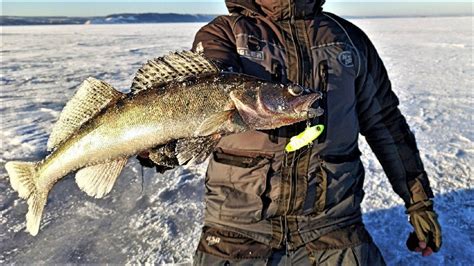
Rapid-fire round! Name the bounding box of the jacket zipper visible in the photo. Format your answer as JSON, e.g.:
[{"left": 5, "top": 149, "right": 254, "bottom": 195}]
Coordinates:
[
  {"left": 285, "top": 2, "right": 302, "bottom": 202},
  {"left": 285, "top": 4, "right": 307, "bottom": 249},
  {"left": 289, "top": 15, "right": 303, "bottom": 84},
  {"left": 318, "top": 60, "right": 329, "bottom": 143},
  {"left": 287, "top": 151, "right": 298, "bottom": 214}
]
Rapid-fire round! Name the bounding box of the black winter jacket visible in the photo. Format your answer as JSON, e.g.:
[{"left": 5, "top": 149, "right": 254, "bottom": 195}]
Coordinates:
[{"left": 192, "top": 0, "right": 434, "bottom": 250}]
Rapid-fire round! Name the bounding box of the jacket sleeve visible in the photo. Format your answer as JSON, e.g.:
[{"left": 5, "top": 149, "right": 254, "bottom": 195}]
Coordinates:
[
  {"left": 355, "top": 35, "right": 434, "bottom": 208},
  {"left": 192, "top": 16, "right": 242, "bottom": 71}
]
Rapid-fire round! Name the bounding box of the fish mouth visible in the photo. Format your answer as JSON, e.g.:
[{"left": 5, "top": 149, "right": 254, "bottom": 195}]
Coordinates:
[
  {"left": 307, "top": 107, "right": 325, "bottom": 119},
  {"left": 294, "top": 91, "right": 323, "bottom": 117}
]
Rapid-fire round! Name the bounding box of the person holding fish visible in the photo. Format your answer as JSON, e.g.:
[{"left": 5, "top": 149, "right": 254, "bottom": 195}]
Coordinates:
[
  {"left": 4, "top": 0, "right": 442, "bottom": 265},
  {"left": 179, "top": 0, "right": 442, "bottom": 265}
]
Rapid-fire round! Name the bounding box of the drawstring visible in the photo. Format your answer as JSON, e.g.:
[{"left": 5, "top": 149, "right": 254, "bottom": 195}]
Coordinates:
[{"left": 284, "top": 216, "right": 290, "bottom": 257}]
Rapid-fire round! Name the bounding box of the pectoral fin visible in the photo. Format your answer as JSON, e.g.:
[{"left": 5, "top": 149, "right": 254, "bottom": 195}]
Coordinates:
[
  {"left": 195, "top": 111, "right": 234, "bottom": 136},
  {"left": 196, "top": 110, "right": 249, "bottom": 137},
  {"left": 75, "top": 158, "right": 127, "bottom": 198},
  {"left": 146, "top": 135, "right": 221, "bottom": 169},
  {"left": 176, "top": 135, "right": 221, "bottom": 165}
]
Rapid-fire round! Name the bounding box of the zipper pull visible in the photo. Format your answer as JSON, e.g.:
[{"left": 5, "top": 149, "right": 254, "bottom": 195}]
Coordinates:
[{"left": 290, "top": 15, "right": 295, "bottom": 25}]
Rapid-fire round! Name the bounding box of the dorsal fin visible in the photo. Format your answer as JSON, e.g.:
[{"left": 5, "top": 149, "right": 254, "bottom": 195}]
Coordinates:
[
  {"left": 47, "top": 78, "right": 124, "bottom": 151},
  {"left": 130, "top": 51, "right": 219, "bottom": 94}
]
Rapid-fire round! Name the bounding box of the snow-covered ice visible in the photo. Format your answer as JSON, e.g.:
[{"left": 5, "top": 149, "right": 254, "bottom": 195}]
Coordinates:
[{"left": 0, "top": 17, "right": 473, "bottom": 265}]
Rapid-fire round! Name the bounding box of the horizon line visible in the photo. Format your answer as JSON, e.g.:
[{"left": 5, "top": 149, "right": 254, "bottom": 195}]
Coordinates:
[
  {"left": 1, "top": 12, "right": 473, "bottom": 18},
  {"left": 2, "top": 2, "right": 472, "bottom": 17}
]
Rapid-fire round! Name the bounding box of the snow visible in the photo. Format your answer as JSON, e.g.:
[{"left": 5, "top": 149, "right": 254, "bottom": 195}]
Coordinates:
[{"left": 0, "top": 17, "right": 473, "bottom": 265}]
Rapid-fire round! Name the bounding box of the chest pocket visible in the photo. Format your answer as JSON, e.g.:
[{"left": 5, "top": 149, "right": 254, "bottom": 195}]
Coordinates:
[
  {"left": 235, "top": 33, "right": 286, "bottom": 82},
  {"left": 311, "top": 42, "right": 360, "bottom": 154},
  {"left": 205, "top": 149, "right": 273, "bottom": 224}
]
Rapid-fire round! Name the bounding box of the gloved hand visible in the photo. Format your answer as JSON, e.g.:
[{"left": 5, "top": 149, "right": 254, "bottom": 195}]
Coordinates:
[
  {"left": 136, "top": 144, "right": 177, "bottom": 173},
  {"left": 406, "top": 199, "right": 442, "bottom": 256},
  {"left": 136, "top": 151, "right": 157, "bottom": 168}
]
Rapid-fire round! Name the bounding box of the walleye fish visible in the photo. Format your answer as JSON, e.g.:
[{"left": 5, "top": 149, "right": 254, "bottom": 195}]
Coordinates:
[{"left": 5, "top": 51, "right": 322, "bottom": 236}]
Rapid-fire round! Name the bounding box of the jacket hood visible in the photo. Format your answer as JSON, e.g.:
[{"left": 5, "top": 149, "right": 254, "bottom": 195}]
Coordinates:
[{"left": 225, "top": 0, "right": 325, "bottom": 21}]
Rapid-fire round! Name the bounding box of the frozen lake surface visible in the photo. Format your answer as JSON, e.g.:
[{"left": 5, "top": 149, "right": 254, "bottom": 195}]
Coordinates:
[{"left": 1, "top": 17, "right": 473, "bottom": 265}]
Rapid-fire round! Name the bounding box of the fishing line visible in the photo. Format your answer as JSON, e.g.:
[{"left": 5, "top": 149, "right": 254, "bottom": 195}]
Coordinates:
[{"left": 140, "top": 165, "right": 145, "bottom": 194}]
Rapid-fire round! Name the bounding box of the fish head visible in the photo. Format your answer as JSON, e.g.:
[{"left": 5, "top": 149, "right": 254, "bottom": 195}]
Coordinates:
[{"left": 230, "top": 82, "right": 323, "bottom": 129}]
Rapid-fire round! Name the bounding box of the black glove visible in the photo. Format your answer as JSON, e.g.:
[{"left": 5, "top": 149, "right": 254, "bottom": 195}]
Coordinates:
[
  {"left": 136, "top": 142, "right": 178, "bottom": 173},
  {"left": 136, "top": 152, "right": 157, "bottom": 168},
  {"left": 406, "top": 199, "right": 442, "bottom": 255}
]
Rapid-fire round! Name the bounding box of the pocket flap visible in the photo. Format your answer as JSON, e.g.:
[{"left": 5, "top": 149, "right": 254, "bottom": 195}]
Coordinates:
[{"left": 214, "top": 152, "right": 266, "bottom": 168}]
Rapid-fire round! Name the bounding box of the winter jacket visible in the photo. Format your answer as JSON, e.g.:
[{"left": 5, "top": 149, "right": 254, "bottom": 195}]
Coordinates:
[{"left": 192, "top": 0, "right": 434, "bottom": 250}]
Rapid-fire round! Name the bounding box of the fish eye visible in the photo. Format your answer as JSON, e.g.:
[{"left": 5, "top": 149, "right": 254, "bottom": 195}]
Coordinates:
[{"left": 288, "top": 85, "right": 304, "bottom": 96}]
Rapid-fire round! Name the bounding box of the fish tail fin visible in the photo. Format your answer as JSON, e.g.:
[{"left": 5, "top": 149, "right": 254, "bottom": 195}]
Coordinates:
[
  {"left": 5, "top": 161, "right": 47, "bottom": 236},
  {"left": 5, "top": 161, "right": 38, "bottom": 199},
  {"left": 26, "top": 191, "right": 48, "bottom": 236}
]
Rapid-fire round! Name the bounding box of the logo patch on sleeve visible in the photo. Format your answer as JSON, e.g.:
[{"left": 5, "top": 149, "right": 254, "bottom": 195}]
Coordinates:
[
  {"left": 337, "top": 51, "right": 354, "bottom": 68},
  {"left": 237, "top": 48, "right": 264, "bottom": 61}
]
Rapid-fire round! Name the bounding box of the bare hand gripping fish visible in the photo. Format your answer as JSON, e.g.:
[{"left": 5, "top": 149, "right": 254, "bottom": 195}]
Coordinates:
[{"left": 5, "top": 51, "right": 322, "bottom": 236}]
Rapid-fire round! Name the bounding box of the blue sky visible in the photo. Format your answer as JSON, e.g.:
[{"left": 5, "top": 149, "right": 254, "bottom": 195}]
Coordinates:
[{"left": 1, "top": 1, "right": 472, "bottom": 17}]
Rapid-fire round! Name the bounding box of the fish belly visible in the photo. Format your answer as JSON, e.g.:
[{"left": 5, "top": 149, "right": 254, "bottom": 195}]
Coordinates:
[{"left": 37, "top": 112, "right": 196, "bottom": 189}]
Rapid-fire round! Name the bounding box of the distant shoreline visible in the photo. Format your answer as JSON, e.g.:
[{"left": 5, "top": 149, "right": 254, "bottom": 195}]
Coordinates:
[
  {"left": 1, "top": 13, "right": 472, "bottom": 26},
  {"left": 0, "top": 13, "right": 217, "bottom": 26}
]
